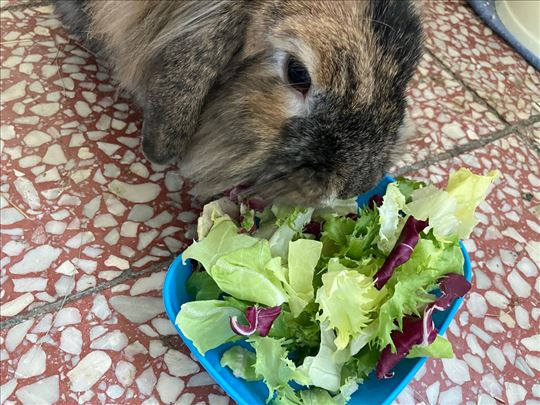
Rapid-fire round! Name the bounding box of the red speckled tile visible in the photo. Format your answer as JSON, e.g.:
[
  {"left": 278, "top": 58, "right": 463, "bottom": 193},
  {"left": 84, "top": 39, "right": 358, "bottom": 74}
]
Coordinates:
[
  {"left": 421, "top": 1, "right": 540, "bottom": 123},
  {"left": 395, "top": 52, "right": 506, "bottom": 168},
  {"left": 1, "top": 6, "right": 201, "bottom": 315},
  {"left": 394, "top": 135, "right": 540, "bottom": 405},
  {"left": 0, "top": 272, "right": 230, "bottom": 404}
]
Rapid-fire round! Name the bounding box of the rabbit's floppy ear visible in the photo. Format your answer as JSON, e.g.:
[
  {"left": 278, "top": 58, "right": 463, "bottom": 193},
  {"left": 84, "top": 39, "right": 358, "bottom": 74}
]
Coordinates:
[{"left": 140, "top": 1, "right": 248, "bottom": 164}]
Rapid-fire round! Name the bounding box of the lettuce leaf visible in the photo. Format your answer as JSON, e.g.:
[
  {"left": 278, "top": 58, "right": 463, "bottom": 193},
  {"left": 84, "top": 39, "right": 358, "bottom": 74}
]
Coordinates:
[
  {"left": 220, "top": 346, "right": 259, "bottom": 381},
  {"left": 269, "top": 207, "right": 314, "bottom": 261},
  {"left": 211, "top": 240, "right": 287, "bottom": 307},
  {"left": 186, "top": 271, "right": 221, "bottom": 300},
  {"left": 407, "top": 335, "right": 453, "bottom": 359},
  {"left": 285, "top": 239, "right": 323, "bottom": 317},
  {"left": 250, "top": 336, "right": 299, "bottom": 402},
  {"left": 183, "top": 218, "right": 257, "bottom": 271},
  {"left": 299, "top": 324, "right": 344, "bottom": 391},
  {"left": 197, "top": 197, "right": 239, "bottom": 240},
  {"left": 377, "top": 183, "right": 406, "bottom": 254},
  {"left": 316, "top": 270, "right": 381, "bottom": 350},
  {"left": 405, "top": 169, "right": 498, "bottom": 240},
  {"left": 176, "top": 300, "right": 242, "bottom": 354},
  {"left": 445, "top": 168, "right": 499, "bottom": 238},
  {"left": 404, "top": 185, "right": 458, "bottom": 240}
]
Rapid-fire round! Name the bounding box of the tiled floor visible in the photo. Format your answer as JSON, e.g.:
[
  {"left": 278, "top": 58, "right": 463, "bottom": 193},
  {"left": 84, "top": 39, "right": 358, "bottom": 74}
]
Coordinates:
[{"left": 0, "top": 2, "right": 538, "bottom": 405}]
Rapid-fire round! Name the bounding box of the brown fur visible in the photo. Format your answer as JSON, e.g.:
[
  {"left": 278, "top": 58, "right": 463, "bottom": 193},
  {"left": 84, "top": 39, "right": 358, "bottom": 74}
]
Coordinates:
[{"left": 55, "top": 0, "right": 424, "bottom": 204}]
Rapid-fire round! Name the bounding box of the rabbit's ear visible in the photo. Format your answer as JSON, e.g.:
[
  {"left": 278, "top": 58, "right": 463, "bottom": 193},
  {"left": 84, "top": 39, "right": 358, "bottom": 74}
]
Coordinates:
[{"left": 141, "top": 2, "right": 247, "bottom": 164}]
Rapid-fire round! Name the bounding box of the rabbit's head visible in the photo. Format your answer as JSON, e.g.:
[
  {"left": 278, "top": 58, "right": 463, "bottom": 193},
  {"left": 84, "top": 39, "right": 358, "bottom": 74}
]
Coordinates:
[{"left": 170, "top": 0, "right": 423, "bottom": 204}]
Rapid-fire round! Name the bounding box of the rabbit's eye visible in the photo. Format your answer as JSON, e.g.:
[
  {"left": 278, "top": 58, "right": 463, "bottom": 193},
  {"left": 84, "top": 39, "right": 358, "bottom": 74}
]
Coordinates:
[{"left": 286, "top": 57, "right": 311, "bottom": 95}]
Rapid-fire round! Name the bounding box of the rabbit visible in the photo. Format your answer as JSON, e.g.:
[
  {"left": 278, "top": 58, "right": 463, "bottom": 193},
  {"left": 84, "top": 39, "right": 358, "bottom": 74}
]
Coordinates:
[{"left": 53, "top": 0, "right": 423, "bottom": 205}]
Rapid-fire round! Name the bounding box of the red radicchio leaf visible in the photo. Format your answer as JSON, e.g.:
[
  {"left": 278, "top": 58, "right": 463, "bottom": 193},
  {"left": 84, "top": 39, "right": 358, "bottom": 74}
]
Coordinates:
[
  {"left": 346, "top": 213, "right": 358, "bottom": 220},
  {"left": 247, "top": 198, "right": 267, "bottom": 212},
  {"left": 230, "top": 306, "right": 281, "bottom": 337},
  {"left": 368, "top": 195, "right": 384, "bottom": 209},
  {"left": 376, "top": 316, "right": 437, "bottom": 379},
  {"left": 374, "top": 216, "right": 429, "bottom": 290},
  {"left": 303, "top": 221, "right": 322, "bottom": 238},
  {"left": 376, "top": 273, "right": 471, "bottom": 378}
]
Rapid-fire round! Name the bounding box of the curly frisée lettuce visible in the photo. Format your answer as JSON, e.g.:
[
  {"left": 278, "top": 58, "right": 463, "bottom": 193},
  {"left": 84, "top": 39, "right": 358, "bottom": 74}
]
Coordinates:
[{"left": 175, "top": 168, "right": 497, "bottom": 404}]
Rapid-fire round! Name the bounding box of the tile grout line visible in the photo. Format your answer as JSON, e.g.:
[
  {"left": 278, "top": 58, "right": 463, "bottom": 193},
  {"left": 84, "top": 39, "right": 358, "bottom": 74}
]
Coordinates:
[
  {"left": 397, "top": 114, "right": 540, "bottom": 176},
  {"left": 428, "top": 46, "right": 539, "bottom": 150},
  {"left": 0, "top": 259, "right": 172, "bottom": 330},
  {"left": 425, "top": 48, "right": 512, "bottom": 126},
  {"left": 515, "top": 126, "right": 540, "bottom": 155}
]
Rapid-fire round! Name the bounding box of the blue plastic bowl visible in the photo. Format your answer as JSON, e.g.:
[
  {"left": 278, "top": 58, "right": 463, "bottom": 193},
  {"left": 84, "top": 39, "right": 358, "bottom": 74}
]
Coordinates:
[{"left": 163, "top": 176, "right": 473, "bottom": 405}]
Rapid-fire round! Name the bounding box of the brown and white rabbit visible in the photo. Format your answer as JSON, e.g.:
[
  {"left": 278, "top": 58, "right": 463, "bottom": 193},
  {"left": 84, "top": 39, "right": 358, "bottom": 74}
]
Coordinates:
[{"left": 54, "top": 0, "right": 423, "bottom": 205}]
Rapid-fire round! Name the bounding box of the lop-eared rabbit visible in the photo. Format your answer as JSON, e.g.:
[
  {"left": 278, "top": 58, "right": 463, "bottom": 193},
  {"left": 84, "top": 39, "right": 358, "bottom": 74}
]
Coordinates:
[{"left": 54, "top": 0, "right": 423, "bottom": 204}]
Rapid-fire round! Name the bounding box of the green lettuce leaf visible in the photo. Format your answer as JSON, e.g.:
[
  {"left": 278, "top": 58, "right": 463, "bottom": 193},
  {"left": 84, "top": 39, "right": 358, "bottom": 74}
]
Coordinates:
[
  {"left": 220, "top": 346, "right": 259, "bottom": 381},
  {"left": 312, "top": 197, "right": 358, "bottom": 218},
  {"left": 377, "top": 183, "right": 406, "bottom": 254},
  {"left": 250, "top": 336, "right": 298, "bottom": 402},
  {"left": 374, "top": 274, "right": 435, "bottom": 350},
  {"left": 211, "top": 240, "right": 287, "bottom": 307},
  {"left": 322, "top": 216, "right": 355, "bottom": 247},
  {"left": 396, "top": 177, "right": 425, "bottom": 203},
  {"left": 445, "top": 168, "right": 499, "bottom": 238},
  {"left": 405, "top": 169, "right": 498, "bottom": 240},
  {"left": 373, "top": 237, "right": 464, "bottom": 350},
  {"left": 269, "top": 207, "right": 314, "bottom": 261},
  {"left": 197, "top": 197, "right": 239, "bottom": 240},
  {"left": 316, "top": 270, "right": 381, "bottom": 350},
  {"left": 404, "top": 185, "right": 459, "bottom": 241},
  {"left": 407, "top": 335, "right": 454, "bottom": 359},
  {"left": 299, "top": 324, "right": 344, "bottom": 392},
  {"left": 299, "top": 389, "right": 341, "bottom": 405},
  {"left": 183, "top": 218, "right": 257, "bottom": 271},
  {"left": 283, "top": 239, "right": 323, "bottom": 317},
  {"left": 186, "top": 271, "right": 221, "bottom": 300},
  {"left": 176, "top": 300, "right": 242, "bottom": 354}
]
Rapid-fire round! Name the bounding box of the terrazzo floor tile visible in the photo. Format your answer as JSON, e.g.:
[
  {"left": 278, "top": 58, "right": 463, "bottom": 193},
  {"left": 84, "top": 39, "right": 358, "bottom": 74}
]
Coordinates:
[
  {"left": 421, "top": 1, "right": 540, "bottom": 123},
  {"left": 395, "top": 52, "right": 506, "bottom": 168},
  {"left": 0, "top": 270, "right": 230, "bottom": 405},
  {"left": 1, "top": 6, "right": 201, "bottom": 314},
  {"left": 393, "top": 134, "right": 540, "bottom": 405}
]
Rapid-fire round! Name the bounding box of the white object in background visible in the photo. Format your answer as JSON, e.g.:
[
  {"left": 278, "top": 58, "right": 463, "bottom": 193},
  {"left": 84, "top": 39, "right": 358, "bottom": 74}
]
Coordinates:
[{"left": 496, "top": 0, "right": 540, "bottom": 57}]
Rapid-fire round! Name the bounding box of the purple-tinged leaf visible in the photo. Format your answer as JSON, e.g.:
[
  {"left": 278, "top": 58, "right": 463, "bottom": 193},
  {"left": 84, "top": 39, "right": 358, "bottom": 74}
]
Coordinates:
[
  {"left": 374, "top": 216, "right": 429, "bottom": 289},
  {"left": 376, "top": 273, "right": 471, "bottom": 378},
  {"left": 247, "top": 198, "right": 267, "bottom": 212},
  {"left": 303, "top": 221, "right": 322, "bottom": 238},
  {"left": 376, "top": 316, "right": 437, "bottom": 379},
  {"left": 368, "top": 195, "right": 384, "bottom": 209},
  {"left": 230, "top": 306, "right": 281, "bottom": 337},
  {"left": 256, "top": 306, "right": 282, "bottom": 336},
  {"left": 230, "top": 306, "right": 258, "bottom": 336}
]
